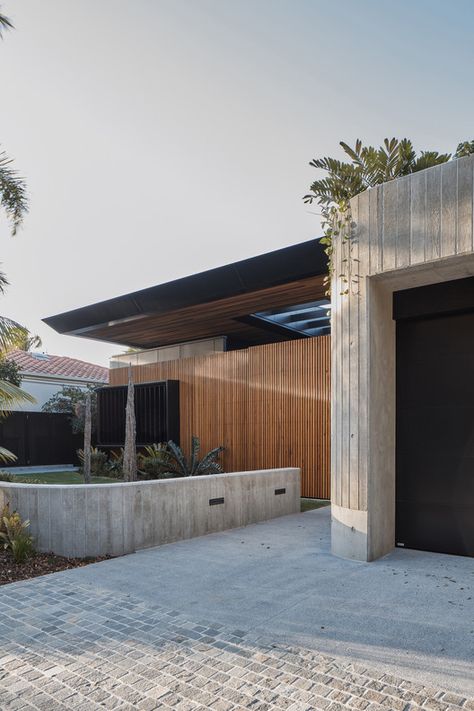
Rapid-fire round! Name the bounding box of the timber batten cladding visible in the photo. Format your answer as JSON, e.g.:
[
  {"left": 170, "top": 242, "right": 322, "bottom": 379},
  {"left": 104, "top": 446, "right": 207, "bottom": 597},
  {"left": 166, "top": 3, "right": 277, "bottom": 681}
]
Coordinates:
[
  {"left": 44, "top": 239, "right": 331, "bottom": 497},
  {"left": 109, "top": 336, "right": 331, "bottom": 499}
]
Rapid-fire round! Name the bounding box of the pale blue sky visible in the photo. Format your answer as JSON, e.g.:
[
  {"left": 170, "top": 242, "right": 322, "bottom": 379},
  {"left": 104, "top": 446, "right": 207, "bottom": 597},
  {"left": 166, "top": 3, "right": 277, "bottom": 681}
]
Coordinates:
[{"left": 0, "top": 0, "right": 473, "bottom": 365}]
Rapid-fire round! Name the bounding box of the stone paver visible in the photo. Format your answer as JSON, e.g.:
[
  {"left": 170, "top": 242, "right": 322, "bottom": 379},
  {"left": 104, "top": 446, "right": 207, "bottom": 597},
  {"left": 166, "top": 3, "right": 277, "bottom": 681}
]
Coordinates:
[{"left": 0, "top": 576, "right": 472, "bottom": 711}]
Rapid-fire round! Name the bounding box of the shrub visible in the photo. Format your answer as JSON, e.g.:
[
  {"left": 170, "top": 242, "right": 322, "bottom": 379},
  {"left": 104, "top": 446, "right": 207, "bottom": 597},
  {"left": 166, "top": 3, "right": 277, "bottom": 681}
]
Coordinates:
[
  {"left": 43, "top": 384, "right": 99, "bottom": 434},
  {"left": 0, "top": 504, "right": 34, "bottom": 563},
  {"left": 0, "top": 471, "right": 13, "bottom": 482},
  {"left": 77, "top": 447, "right": 109, "bottom": 477},
  {"left": 105, "top": 449, "right": 124, "bottom": 479},
  {"left": 138, "top": 444, "right": 174, "bottom": 480},
  {"left": 138, "top": 436, "right": 224, "bottom": 479},
  {"left": 0, "top": 356, "right": 21, "bottom": 387}
]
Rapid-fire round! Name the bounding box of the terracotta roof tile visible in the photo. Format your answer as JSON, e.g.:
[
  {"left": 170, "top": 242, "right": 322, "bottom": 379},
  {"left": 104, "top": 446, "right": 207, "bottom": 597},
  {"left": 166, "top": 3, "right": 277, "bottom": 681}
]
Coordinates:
[{"left": 7, "top": 350, "right": 108, "bottom": 383}]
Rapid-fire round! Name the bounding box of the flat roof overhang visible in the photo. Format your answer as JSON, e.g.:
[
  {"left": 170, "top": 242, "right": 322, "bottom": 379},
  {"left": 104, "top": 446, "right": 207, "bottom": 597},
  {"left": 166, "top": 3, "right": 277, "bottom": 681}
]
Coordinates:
[{"left": 43, "top": 239, "right": 328, "bottom": 348}]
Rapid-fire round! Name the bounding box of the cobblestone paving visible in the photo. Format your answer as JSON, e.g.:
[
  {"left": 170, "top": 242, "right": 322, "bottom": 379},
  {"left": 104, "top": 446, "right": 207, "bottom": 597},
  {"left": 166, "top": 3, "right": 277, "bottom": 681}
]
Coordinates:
[{"left": 0, "top": 577, "right": 472, "bottom": 711}]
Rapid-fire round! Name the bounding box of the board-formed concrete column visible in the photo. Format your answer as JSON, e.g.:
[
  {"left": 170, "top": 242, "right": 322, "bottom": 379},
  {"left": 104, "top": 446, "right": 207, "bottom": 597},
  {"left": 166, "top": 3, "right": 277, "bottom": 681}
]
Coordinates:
[{"left": 330, "top": 155, "right": 474, "bottom": 561}]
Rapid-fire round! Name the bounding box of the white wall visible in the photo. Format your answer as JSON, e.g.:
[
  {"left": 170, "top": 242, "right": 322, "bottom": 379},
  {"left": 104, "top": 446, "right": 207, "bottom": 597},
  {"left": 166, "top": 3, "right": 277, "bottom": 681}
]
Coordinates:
[{"left": 14, "top": 376, "right": 102, "bottom": 412}]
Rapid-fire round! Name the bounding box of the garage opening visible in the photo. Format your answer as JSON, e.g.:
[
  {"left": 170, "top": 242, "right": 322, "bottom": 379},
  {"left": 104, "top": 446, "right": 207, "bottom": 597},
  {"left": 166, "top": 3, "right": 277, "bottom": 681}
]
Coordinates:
[{"left": 394, "top": 276, "right": 474, "bottom": 557}]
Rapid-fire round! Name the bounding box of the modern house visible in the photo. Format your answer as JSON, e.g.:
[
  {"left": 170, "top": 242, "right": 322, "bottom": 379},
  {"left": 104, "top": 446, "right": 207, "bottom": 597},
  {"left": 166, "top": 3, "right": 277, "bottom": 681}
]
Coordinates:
[
  {"left": 44, "top": 154, "right": 474, "bottom": 561},
  {"left": 44, "top": 239, "right": 331, "bottom": 499}
]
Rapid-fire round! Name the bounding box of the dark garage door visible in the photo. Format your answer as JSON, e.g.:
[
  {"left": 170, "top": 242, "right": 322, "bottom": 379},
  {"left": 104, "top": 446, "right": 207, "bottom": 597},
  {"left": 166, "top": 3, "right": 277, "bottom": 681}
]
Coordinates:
[{"left": 395, "top": 278, "right": 474, "bottom": 557}]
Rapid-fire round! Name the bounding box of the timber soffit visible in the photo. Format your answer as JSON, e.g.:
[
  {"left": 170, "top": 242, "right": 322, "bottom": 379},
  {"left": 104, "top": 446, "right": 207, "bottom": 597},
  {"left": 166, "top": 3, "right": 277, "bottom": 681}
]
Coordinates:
[{"left": 43, "top": 239, "right": 328, "bottom": 345}]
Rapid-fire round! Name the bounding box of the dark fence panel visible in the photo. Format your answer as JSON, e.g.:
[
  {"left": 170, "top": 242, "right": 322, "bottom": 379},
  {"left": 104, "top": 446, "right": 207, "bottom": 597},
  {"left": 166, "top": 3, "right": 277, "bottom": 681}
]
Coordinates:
[
  {"left": 0, "top": 412, "right": 82, "bottom": 466},
  {"left": 97, "top": 380, "right": 179, "bottom": 447}
]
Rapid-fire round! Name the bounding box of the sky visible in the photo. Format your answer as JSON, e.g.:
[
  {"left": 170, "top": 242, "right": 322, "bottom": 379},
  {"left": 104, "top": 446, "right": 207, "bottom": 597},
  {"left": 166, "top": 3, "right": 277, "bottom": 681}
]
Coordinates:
[{"left": 0, "top": 0, "right": 473, "bottom": 366}]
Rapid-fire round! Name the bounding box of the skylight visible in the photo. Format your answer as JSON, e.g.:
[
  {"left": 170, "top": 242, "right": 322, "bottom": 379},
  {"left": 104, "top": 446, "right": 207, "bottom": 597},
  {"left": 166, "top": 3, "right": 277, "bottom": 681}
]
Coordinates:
[{"left": 253, "top": 298, "right": 331, "bottom": 337}]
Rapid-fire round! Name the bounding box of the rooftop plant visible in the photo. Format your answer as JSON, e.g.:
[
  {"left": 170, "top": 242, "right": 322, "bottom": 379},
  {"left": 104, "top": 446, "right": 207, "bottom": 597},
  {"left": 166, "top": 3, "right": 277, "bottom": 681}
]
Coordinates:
[{"left": 304, "top": 138, "right": 474, "bottom": 294}]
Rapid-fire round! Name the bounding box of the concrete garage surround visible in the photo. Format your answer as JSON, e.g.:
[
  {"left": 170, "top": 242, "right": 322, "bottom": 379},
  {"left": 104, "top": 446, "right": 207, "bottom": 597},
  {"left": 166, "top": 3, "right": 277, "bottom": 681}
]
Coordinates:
[
  {"left": 0, "top": 467, "right": 300, "bottom": 558},
  {"left": 331, "top": 154, "right": 474, "bottom": 561}
]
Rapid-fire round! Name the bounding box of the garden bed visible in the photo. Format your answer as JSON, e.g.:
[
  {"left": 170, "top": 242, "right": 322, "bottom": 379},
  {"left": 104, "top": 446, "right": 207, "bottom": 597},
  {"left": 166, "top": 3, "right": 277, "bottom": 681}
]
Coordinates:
[{"left": 0, "top": 549, "right": 111, "bottom": 586}]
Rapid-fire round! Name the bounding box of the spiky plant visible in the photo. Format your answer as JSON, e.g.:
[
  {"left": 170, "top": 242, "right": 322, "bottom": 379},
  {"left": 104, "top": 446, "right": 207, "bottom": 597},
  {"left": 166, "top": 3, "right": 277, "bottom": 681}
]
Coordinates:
[
  {"left": 138, "top": 437, "right": 224, "bottom": 478},
  {"left": 166, "top": 436, "right": 224, "bottom": 477},
  {"left": 138, "top": 443, "right": 173, "bottom": 479}
]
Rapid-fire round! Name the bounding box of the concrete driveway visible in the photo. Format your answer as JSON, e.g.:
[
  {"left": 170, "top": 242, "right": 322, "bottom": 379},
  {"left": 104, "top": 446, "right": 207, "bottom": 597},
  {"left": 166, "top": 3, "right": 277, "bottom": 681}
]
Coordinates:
[{"left": 0, "top": 506, "right": 473, "bottom": 709}]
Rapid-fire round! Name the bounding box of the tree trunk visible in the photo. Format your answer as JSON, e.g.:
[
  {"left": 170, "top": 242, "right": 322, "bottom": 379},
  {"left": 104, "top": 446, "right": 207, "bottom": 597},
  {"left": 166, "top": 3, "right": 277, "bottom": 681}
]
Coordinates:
[
  {"left": 123, "top": 366, "right": 137, "bottom": 481},
  {"left": 83, "top": 392, "right": 92, "bottom": 484}
]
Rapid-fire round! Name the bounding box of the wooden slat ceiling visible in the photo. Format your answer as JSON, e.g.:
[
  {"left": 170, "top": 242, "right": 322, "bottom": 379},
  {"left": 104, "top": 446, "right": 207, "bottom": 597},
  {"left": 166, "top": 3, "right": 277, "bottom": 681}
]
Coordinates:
[{"left": 84, "top": 274, "right": 327, "bottom": 348}]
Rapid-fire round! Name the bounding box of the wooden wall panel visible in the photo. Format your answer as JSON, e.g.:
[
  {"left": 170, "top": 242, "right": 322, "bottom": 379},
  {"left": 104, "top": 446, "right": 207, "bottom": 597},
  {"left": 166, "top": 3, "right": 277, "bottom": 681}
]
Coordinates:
[{"left": 110, "top": 336, "right": 331, "bottom": 498}]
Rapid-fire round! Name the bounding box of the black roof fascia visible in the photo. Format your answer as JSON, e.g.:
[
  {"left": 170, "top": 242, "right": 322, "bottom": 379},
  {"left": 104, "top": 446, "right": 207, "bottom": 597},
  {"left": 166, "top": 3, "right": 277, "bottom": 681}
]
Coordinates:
[{"left": 43, "top": 239, "right": 327, "bottom": 336}]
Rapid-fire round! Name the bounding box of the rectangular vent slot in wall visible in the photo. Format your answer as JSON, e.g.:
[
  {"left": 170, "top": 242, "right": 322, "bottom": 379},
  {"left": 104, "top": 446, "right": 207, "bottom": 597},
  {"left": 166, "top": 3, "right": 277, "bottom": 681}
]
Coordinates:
[
  {"left": 275, "top": 488, "right": 286, "bottom": 495},
  {"left": 209, "top": 497, "right": 225, "bottom": 506}
]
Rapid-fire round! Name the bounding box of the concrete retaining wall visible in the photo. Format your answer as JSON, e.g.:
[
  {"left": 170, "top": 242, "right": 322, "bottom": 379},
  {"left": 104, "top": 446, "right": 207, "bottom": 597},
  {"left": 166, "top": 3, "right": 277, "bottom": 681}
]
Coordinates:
[{"left": 0, "top": 468, "right": 300, "bottom": 558}]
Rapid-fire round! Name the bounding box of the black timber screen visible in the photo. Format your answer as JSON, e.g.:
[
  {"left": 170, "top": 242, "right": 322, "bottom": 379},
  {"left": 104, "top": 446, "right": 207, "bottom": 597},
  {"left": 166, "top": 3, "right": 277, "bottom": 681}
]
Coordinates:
[
  {"left": 97, "top": 380, "right": 179, "bottom": 447},
  {"left": 0, "top": 412, "right": 82, "bottom": 466}
]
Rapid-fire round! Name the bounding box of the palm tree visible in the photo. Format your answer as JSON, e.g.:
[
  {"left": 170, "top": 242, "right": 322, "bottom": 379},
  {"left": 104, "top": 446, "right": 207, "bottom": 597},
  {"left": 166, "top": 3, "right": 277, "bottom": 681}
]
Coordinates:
[
  {"left": 0, "top": 148, "right": 28, "bottom": 236},
  {"left": 9, "top": 331, "right": 42, "bottom": 352},
  {"left": 0, "top": 276, "right": 35, "bottom": 463},
  {"left": 0, "top": 6, "right": 34, "bottom": 462},
  {"left": 0, "top": 7, "right": 28, "bottom": 235}
]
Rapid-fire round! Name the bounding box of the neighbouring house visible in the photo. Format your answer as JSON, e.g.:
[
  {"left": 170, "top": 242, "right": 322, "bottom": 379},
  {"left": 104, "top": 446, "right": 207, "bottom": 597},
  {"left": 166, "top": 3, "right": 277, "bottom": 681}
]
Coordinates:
[
  {"left": 44, "top": 155, "right": 474, "bottom": 562},
  {"left": 0, "top": 351, "right": 108, "bottom": 467},
  {"left": 6, "top": 350, "right": 108, "bottom": 411}
]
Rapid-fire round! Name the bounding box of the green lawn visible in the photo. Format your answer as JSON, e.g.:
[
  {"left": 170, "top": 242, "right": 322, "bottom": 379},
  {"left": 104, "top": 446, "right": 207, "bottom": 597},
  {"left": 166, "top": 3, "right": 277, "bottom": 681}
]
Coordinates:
[
  {"left": 11, "top": 471, "right": 121, "bottom": 485},
  {"left": 300, "top": 498, "right": 330, "bottom": 512}
]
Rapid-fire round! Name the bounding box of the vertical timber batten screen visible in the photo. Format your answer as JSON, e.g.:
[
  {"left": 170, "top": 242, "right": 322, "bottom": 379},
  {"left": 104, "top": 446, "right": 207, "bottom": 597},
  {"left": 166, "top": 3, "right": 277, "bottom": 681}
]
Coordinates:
[{"left": 109, "top": 337, "right": 330, "bottom": 498}]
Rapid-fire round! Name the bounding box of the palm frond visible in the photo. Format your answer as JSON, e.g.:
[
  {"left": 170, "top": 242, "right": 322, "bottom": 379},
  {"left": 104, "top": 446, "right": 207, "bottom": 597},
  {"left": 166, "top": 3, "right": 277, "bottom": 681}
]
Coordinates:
[
  {"left": 166, "top": 440, "right": 188, "bottom": 477},
  {"left": 8, "top": 329, "right": 42, "bottom": 351},
  {"left": 0, "top": 446, "right": 16, "bottom": 463},
  {"left": 0, "top": 315, "right": 29, "bottom": 352},
  {"left": 412, "top": 151, "right": 451, "bottom": 173},
  {"left": 0, "top": 148, "right": 28, "bottom": 236},
  {"left": 0, "top": 267, "right": 8, "bottom": 295},
  {"left": 0, "top": 8, "right": 13, "bottom": 39},
  {"left": 0, "top": 378, "right": 35, "bottom": 411},
  {"left": 306, "top": 137, "right": 459, "bottom": 211},
  {"left": 195, "top": 446, "right": 224, "bottom": 476}
]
